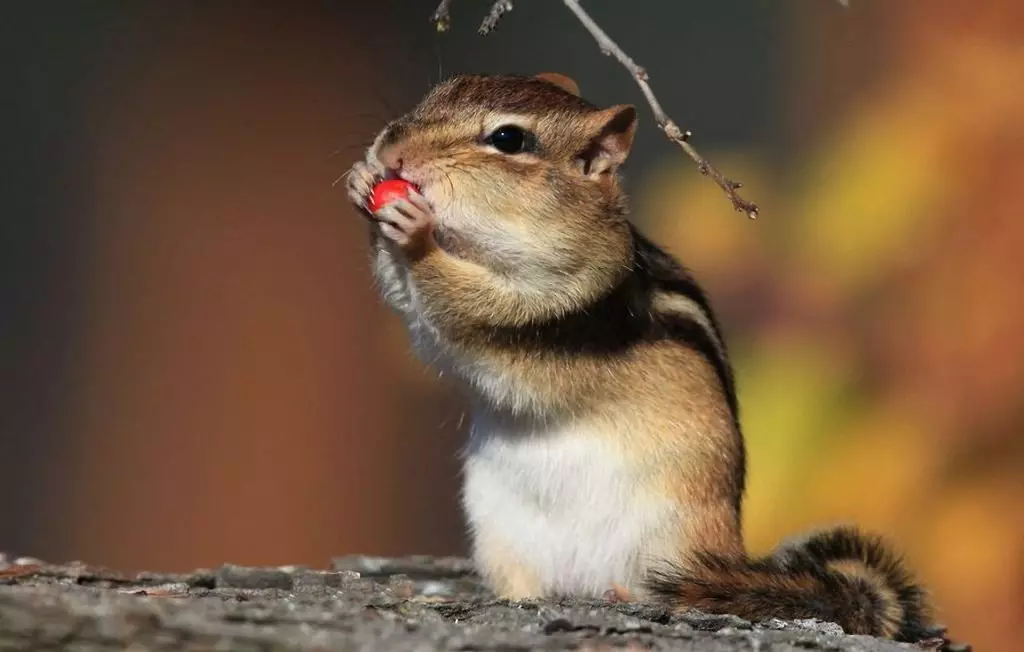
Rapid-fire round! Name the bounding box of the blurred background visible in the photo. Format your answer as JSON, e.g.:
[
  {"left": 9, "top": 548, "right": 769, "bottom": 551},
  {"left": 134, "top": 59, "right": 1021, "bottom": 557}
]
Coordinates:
[{"left": 1, "top": 1, "right": 1020, "bottom": 648}]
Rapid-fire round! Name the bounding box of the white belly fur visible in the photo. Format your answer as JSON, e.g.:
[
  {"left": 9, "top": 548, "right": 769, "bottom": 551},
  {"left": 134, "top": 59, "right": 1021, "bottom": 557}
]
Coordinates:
[
  {"left": 371, "top": 243, "right": 677, "bottom": 596},
  {"left": 463, "top": 413, "right": 675, "bottom": 598}
]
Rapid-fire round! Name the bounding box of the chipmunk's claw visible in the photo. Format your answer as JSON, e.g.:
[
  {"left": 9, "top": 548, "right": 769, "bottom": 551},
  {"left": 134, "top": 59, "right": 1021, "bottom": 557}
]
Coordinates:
[
  {"left": 375, "top": 191, "right": 437, "bottom": 259},
  {"left": 345, "top": 160, "right": 382, "bottom": 214}
]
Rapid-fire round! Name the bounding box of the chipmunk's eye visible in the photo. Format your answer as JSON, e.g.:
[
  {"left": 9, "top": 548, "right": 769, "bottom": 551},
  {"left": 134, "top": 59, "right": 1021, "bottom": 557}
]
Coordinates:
[{"left": 484, "top": 125, "right": 534, "bottom": 154}]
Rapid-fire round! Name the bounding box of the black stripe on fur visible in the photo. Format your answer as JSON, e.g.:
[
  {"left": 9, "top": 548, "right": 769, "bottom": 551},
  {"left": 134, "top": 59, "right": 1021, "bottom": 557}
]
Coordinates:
[
  {"left": 630, "top": 226, "right": 738, "bottom": 422},
  {"left": 473, "top": 225, "right": 739, "bottom": 423},
  {"left": 646, "top": 526, "right": 937, "bottom": 642},
  {"left": 776, "top": 526, "right": 936, "bottom": 641}
]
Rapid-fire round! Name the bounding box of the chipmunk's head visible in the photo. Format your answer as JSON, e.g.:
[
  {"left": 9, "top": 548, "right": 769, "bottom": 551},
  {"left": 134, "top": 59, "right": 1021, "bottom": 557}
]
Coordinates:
[{"left": 367, "top": 73, "right": 638, "bottom": 314}]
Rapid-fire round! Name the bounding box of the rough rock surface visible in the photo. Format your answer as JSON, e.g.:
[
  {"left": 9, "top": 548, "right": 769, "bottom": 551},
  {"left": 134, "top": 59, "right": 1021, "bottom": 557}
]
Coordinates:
[{"left": 0, "top": 553, "right": 961, "bottom": 651}]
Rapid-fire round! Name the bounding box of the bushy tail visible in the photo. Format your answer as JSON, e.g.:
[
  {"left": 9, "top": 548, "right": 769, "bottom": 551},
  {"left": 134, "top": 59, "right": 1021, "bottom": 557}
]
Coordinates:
[{"left": 646, "top": 526, "right": 939, "bottom": 642}]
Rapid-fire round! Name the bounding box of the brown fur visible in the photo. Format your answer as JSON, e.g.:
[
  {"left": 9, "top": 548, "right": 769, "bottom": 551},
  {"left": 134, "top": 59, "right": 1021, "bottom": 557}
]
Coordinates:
[
  {"left": 648, "top": 526, "right": 938, "bottom": 641},
  {"left": 347, "top": 73, "right": 943, "bottom": 643},
  {"left": 534, "top": 72, "right": 581, "bottom": 96}
]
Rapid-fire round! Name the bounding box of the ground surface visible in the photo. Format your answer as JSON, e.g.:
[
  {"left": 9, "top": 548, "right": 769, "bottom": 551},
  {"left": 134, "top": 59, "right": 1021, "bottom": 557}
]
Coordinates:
[{"left": 0, "top": 554, "right": 963, "bottom": 651}]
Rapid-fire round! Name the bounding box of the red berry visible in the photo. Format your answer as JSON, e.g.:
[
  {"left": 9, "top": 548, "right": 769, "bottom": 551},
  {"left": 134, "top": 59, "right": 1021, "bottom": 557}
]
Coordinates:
[{"left": 368, "top": 179, "right": 418, "bottom": 213}]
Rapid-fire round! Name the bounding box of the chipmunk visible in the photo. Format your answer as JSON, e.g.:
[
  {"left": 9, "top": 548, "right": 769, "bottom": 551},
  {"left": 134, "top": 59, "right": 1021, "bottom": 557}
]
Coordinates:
[{"left": 344, "top": 72, "right": 942, "bottom": 643}]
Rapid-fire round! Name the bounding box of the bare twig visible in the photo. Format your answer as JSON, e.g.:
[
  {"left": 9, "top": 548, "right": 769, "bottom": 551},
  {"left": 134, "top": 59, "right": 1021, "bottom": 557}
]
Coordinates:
[
  {"left": 478, "top": 1, "right": 514, "bottom": 35},
  {"left": 561, "top": 0, "right": 758, "bottom": 219},
  {"left": 433, "top": 0, "right": 514, "bottom": 34},
  {"left": 430, "top": 0, "right": 759, "bottom": 219},
  {"left": 431, "top": 0, "right": 454, "bottom": 32}
]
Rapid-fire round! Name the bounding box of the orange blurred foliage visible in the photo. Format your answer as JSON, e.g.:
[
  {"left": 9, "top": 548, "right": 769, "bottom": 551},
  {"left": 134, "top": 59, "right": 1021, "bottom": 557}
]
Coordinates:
[{"left": 639, "top": 2, "right": 1023, "bottom": 649}]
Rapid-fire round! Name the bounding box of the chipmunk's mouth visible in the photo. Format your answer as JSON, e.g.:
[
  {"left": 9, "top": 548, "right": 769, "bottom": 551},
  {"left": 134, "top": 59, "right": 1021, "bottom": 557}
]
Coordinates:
[
  {"left": 385, "top": 168, "right": 441, "bottom": 206},
  {"left": 379, "top": 165, "right": 426, "bottom": 193}
]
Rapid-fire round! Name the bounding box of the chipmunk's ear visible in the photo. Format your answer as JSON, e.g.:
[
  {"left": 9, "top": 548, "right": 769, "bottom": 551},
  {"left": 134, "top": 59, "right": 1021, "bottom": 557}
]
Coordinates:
[
  {"left": 578, "top": 105, "right": 637, "bottom": 178},
  {"left": 535, "top": 72, "right": 580, "bottom": 97}
]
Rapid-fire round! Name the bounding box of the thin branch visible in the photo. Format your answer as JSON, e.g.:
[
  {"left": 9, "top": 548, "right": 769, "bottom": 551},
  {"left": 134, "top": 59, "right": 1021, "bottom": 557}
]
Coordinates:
[
  {"left": 433, "top": 0, "right": 515, "bottom": 34},
  {"left": 431, "top": 0, "right": 454, "bottom": 32},
  {"left": 561, "top": 0, "right": 758, "bottom": 219},
  {"left": 478, "top": 1, "right": 514, "bottom": 35}
]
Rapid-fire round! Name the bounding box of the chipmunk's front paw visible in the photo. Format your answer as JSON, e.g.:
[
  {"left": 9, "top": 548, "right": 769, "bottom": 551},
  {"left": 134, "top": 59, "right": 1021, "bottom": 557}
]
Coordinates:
[
  {"left": 345, "top": 160, "right": 381, "bottom": 212},
  {"left": 374, "top": 191, "right": 437, "bottom": 260}
]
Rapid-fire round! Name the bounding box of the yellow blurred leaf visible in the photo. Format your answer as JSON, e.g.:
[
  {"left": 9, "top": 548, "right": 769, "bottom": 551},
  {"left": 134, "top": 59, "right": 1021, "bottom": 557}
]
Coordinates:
[
  {"left": 636, "top": 155, "right": 773, "bottom": 280},
  {"left": 736, "top": 340, "right": 856, "bottom": 552}
]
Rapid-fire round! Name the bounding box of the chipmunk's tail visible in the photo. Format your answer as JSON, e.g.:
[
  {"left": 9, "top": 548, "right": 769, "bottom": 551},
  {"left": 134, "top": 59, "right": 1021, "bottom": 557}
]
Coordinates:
[{"left": 646, "top": 526, "right": 938, "bottom": 641}]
